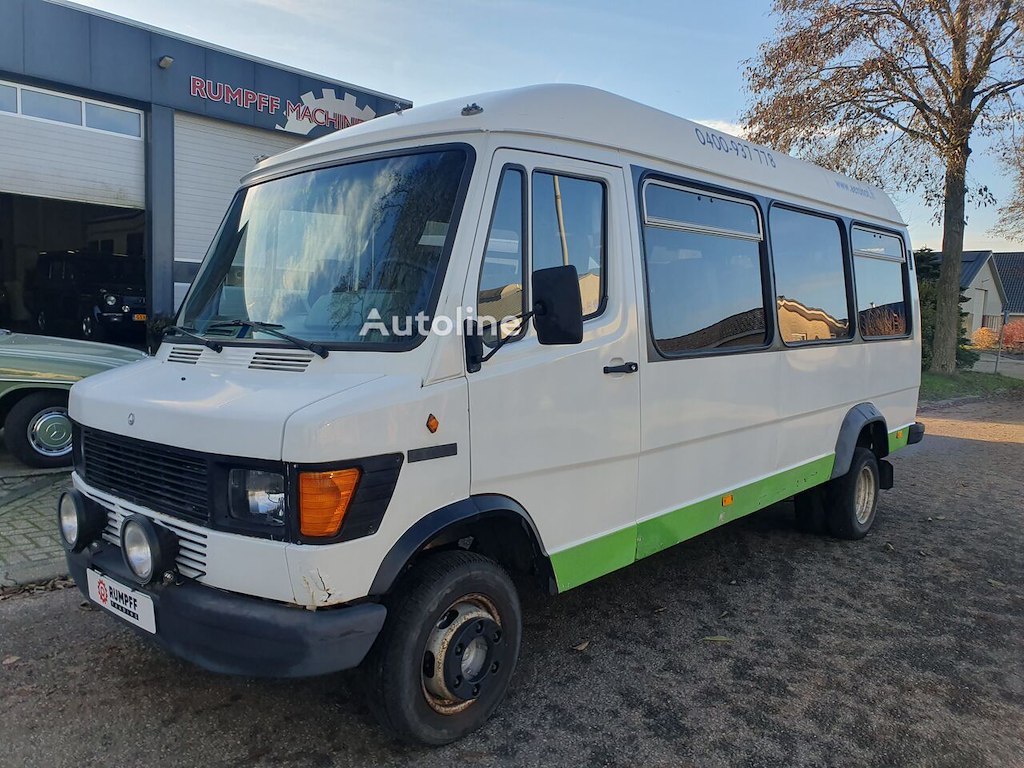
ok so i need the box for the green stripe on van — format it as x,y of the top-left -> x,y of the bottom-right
550,525 -> 637,593
548,454 -> 836,592
635,454 -> 835,559
888,427 -> 910,453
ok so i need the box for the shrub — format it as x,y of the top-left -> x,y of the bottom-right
972,327 -> 999,349
1004,319 -> 1024,352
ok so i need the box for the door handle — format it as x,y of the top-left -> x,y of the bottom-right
603,362 -> 638,375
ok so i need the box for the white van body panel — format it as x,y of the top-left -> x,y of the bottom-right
70,351 -> 384,459
463,147 -> 642,565
250,85 -> 904,228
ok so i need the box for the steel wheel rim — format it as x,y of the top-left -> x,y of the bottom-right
854,464 -> 876,524
27,407 -> 73,457
421,592 -> 502,715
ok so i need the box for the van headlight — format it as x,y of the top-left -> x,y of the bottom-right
104,293 -> 118,307
228,470 -> 286,526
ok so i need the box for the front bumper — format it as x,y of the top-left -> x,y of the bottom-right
908,422 -> 925,445
67,544 -> 386,678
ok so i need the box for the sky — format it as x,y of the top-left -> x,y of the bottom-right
73,0 -> 1022,253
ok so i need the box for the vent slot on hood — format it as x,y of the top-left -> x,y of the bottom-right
249,351 -> 314,372
168,346 -> 202,364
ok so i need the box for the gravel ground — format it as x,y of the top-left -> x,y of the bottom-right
1,398 -> 1022,768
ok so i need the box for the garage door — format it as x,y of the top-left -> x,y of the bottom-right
0,80 -> 145,208
174,113 -> 305,266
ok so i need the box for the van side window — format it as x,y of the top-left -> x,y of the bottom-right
642,183 -> 768,354
478,167 -> 526,344
770,207 -> 851,344
532,172 -> 606,318
852,227 -> 909,337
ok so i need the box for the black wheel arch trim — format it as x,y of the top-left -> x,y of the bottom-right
369,494 -> 550,596
831,402 -> 888,480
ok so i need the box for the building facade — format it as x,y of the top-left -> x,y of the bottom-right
959,250 -> 1007,335
0,0 -> 409,340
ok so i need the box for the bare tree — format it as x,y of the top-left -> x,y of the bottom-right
743,0 -> 1024,374
993,130 -> 1024,239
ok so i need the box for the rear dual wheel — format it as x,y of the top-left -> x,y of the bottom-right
794,447 -> 879,540
364,550 -> 522,745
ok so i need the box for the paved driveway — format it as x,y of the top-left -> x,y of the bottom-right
1,399 -> 1022,767
973,351 -> 1024,380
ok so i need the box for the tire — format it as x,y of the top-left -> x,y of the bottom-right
81,314 -> 106,342
3,391 -> 73,468
793,485 -> 828,534
363,550 -> 522,745
824,447 -> 879,540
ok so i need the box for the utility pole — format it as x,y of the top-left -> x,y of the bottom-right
994,309 -> 1009,375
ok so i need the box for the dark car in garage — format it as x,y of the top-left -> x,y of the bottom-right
28,250 -> 147,342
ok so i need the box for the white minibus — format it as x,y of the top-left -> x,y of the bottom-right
57,85 -> 924,744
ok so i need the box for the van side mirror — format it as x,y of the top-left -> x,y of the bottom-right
532,265 -> 583,345
465,264 -> 583,374
465,324 -> 484,374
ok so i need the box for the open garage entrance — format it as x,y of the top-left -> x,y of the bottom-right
0,79 -> 147,345
0,194 -> 146,343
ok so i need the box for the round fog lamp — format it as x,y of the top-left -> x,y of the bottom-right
120,515 -> 177,585
58,493 -> 80,549
56,490 -> 105,552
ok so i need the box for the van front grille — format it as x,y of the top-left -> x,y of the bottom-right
79,427 -> 210,523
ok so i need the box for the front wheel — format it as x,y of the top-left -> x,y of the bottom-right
81,313 -> 106,342
363,550 -> 522,745
3,391 -> 73,468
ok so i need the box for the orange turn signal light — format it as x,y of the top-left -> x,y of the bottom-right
722,494 -> 734,507
298,468 -> 361,537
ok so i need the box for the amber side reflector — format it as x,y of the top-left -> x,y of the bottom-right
722,494 -> 734,507
299,468 -> 361,537
897,430 -> 904,439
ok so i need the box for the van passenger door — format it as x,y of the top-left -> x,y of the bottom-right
464,150 -> 641,592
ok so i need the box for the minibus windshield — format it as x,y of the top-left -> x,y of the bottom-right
178,148 -> 470,348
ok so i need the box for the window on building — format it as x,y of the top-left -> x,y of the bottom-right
21,89 -> 82,125
642,183 -> 768,354
0,80 -> 142,138
0,84 -> 15,113
85,102 -> 142,137
852,227 -> 909,337
532,172 -> 606,318
478,167 -> 526,344
770,207 -> 851,343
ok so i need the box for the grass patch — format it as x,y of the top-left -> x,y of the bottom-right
920,371 -> 1024,401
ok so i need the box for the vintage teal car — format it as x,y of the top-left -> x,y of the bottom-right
0,330 -> 146,468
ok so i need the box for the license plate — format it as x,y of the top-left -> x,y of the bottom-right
86,569 -> 156,633
133,313 -> 147,322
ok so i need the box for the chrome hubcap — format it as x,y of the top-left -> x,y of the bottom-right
854,464 -> 876,525
28,407 -> 72,456
421,593 -> 504,714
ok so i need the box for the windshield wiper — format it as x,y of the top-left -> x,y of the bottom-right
162,325 -> 224,352
208,320 -> 329,359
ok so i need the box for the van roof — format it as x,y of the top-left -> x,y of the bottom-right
250,84 -> 905,227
